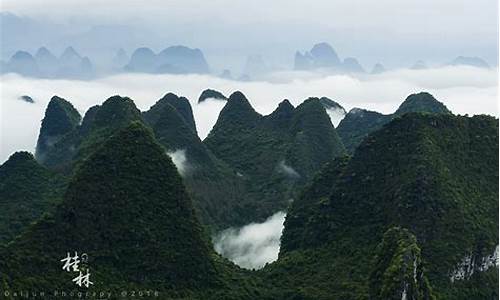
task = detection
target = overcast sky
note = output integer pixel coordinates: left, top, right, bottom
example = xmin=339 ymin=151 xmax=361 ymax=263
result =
xmin=1 ymin=0 xmax=498 ymax=71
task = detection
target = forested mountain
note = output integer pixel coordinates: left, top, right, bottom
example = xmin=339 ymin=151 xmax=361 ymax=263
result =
xmin=204 ymin=91 xmax=346 ymax=222
xmin=1 ymin=91 xmax=497 ymax=299
xmin=0 ymin=152 xmax=65 ymax=244
xmin=0 ymin=124 xmax=249 ymax=297
xmin=273 ymin=113 xmax=498 ymax=299
xmin=337 ymin=92 xmax=452 ymax=153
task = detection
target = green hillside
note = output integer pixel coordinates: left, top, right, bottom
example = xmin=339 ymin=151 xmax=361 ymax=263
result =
xmin=337 ymin=92 xmax=452 ymax=153
xmin=273 ymin=113 xmax=498 ymax=299
xmin=0 ymin=152 xmax=65 ymax=244
xmin=204 ymin=92 xmax=346 ymax=222
xmin=35 ymin=96 xmax=81 ymax=162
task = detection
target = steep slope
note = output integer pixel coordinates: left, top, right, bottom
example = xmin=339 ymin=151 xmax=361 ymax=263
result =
xmin=6 ymin=50 xmax=39 ymax=76
xmin=338 ymin=92 xmax=452 ymax=153
xmin=0 ymin=152 xmax=65 ymax=244
xmin=318 ymin=96 xmax=346 ymax=126
xmin=394 ymin=92 xmax=451 ymax=116
xmin=143 ymin=92 xmax=197 ymax=134
xmin=1 ymin=123 xmax=219 ymax=292
xmin=39 ymin=95 xmax=142 ymax=172
xmin=272 ymin=113 xmax=498 ymax=299
xmin=294 ymin=42 xmax=342 ymax=70
xmin=1 ymin=123 xmax=284 ymax=299
xmin=37 ymin=93 xmax=253 ymax=230
xmin=337 ymin=108 xmax=389 ymax=153
xmin=144 ymin=98 xmax=252 ymax=229
xmin=198 ymin=89 xmax=227 ymax=103
xmin=35 ymin=96 xmax=81 ymax=163
xmin=204 ymin=92 xmax=345 ymax=221
xmin=34 ymin=47 xmax=59 ymax=75
xmin=342 ymin=57 xmax=365 ymax=73
xmin=369 ymin=227 xmax=435 ymax=300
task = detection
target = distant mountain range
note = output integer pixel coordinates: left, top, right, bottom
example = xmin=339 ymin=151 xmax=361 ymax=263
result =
xmin=1 ymin=41 xmax=492 ymax=79
xmin=295 ymin=42 xmax=366 ymax=73
xmin=1 ymin=46 xmax=94 ymax=78
xmin=125 ymin=46 xmax=210 ymax=74
xmin=447 ymin=56 xmax=490 ymax=68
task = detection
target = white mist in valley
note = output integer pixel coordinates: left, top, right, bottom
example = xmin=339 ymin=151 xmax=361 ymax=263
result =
xmin=0 ymin=65 xmax=498 ymax=163
xmin=166 ymin=149 xmax=189 ymax=176
xmin=213 ymin=211 xmax=286 ymax=270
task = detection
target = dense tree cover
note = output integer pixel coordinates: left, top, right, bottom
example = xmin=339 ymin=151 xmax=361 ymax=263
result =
xmin=1 ymin=92 xmax=497 ymax=299
xmin=337 ymin=92 xmax=452 ymax=153
xmin=275 ymin=113 xmax=498 ymax=298
xmin=32 ymin=93 xmax=257 ymax=230
xmin=198 ymin=88 xmax=227 ymax=103
xmin=1 ymin=124 xmax=226 ymax=295
xmin=204 ymin=92 xmax=346 ymax=223
xmin=0 ymin=152 xmax=65 ymax=244
xmin=143 ymin=92 xmax=197 ymax=134
xmin=144 ymin=99 xmax=252 ymax=230
xmin=35 ymin=91 xmax=346 ymax=228
xmin=318 ymin=96 xmax=345 ymax=111
xmin=369 ymin=227 xmax=435 ymax=300
xmin=38 ymin=95 xmax=143 ymax=172
xmin=35 ymin=96 xmax=81 ymax=162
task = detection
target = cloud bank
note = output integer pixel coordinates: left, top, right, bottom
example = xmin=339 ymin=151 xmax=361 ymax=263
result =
xmin=0 ymin=66 xmax=497 ymax=163
xmin=213 ymin=211 xmax=286 ymax=270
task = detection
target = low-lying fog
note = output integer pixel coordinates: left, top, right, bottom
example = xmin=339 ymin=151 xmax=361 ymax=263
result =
xmin=0 ymin=67 xmax=497 ymax=268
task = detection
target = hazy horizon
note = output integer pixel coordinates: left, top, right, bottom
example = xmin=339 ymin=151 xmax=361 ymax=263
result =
xmin=1 ymin=0 xmax=498 ymax=74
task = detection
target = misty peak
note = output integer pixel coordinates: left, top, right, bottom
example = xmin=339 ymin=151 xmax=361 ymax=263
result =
xmin=60 ymin=46 xmax=81 ymax=60
xmin=228 ymin=91 xmax=249 ymax=104
xmin=35 ymin=47 xmax=56 ymax=59
xmin=132 ymin=47 xmax=155 ymax=57
xmin=36 ymin=96 xmax=81 ymax=161
xmin=449 ymin=56 xmax=490 ymax=68
xmin=342 ymin=57 xmax=365 ymax=73
xmin=11 ymin=50 xmax=35 ymax=61
xmin=411 ymin=60 xmax=427 ymax=70
xmin=310 ymin=42 xmax=338 ymax=59
xmin=144 ymin=92 xmax=197 ymax=134
xmin=319 ymin=97 xmax=344 ymax=111
xmin=90 ymin=95 xmax=142 ymax=130
xmin=371 ymin=63 xmax=386 ymax=74
xmin=198 ymin=89 xmax=227 ymax=103
xmin=265 ymin=99 xmax=295 ymax=129
xmin=208 ymin=91 xmax=260 ymax=130
xmin=225 ymin=91 xmax=257 ymax=113
xmin=395 ymin=92 xmax=451 ymax=116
